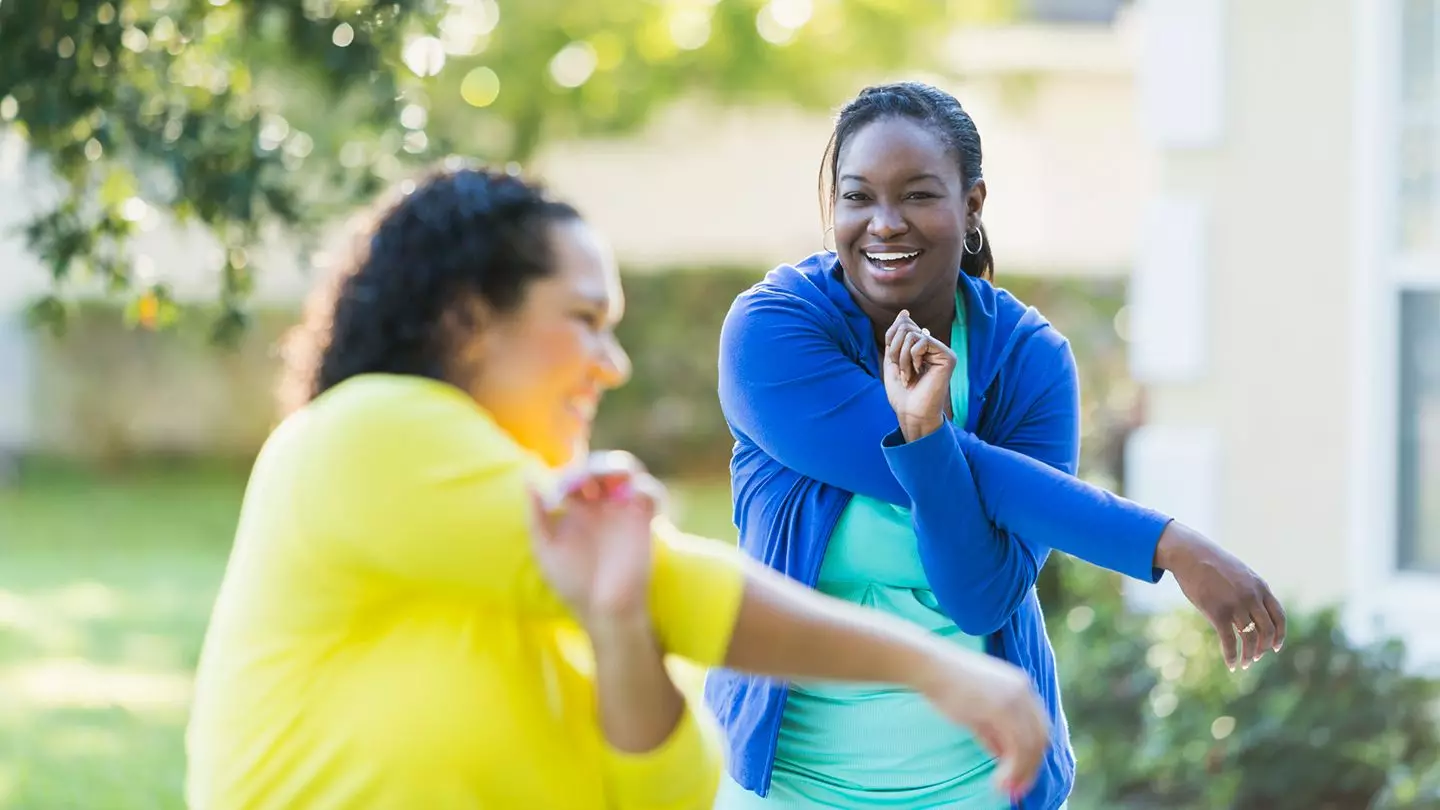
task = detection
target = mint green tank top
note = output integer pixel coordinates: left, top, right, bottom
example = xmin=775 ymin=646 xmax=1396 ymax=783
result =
xmin=715 ymin=295 xmax=1009 ymax=810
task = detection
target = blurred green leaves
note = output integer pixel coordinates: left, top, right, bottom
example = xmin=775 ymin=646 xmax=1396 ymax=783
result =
xmin=1042 ymin=552 xmax=1440 ymax=810
xmin=0 ymin=0 xmax=1011 ymax=338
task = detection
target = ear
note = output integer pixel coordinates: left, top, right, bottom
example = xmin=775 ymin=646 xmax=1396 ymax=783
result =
xmin=441 ymin=293 xmax=498 ymax=369
xmin=966 ymin=179 xmax=988 ymax=229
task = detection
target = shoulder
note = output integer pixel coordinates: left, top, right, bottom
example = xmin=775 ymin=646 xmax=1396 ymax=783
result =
xmin=722 ymin=253 xmax=846 ymax=340
xmin=292 ymin=374 xmax=526 ymax=478
xmin=960 ymin=278 xmax=1075 ymax=404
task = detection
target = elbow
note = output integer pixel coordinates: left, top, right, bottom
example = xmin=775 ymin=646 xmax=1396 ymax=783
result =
xmin=951 ymin=608 xmax=1014 ymax=638
xmin=937 ymin=578 xmax=1035 ymax=637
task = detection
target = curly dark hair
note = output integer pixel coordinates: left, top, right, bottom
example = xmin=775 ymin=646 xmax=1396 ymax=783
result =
xmin=820 ymin=81 xmax=994 ymax=280
xmin=279 ymin=166 xmax=581 ymax=414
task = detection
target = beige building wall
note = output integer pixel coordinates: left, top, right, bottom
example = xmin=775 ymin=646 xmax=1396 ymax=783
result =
xmin=1126 ymin=0 xmax=1359 ymax=610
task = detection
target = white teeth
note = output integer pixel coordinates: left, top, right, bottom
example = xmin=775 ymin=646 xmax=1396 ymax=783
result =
xmin=866 ymin=251 xmax=919 ymax=262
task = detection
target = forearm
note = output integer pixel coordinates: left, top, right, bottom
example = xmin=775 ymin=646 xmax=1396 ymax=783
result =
xmin=953 ymin=431 xmax=1169 ymax=582
xmin=723 ymin=562 xmax=967 ymax=687
xmin=884 ymin=424 xmax=1038 ymax=634
xmin=590 ymin=617 xmax=725 ymax=809
xmin=589 ymin=616 xmax=686 ymax=754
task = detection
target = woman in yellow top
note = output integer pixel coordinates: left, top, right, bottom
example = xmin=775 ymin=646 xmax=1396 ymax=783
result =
xmin=184 ymin=166 xmax=1050 ymax=810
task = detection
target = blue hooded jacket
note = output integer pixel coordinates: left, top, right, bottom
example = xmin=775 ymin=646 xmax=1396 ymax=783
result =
xmin=703 ymin=252 xmax=1172 ymax=810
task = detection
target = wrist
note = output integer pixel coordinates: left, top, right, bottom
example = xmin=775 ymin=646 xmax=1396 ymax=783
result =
xmin=899 ymin=414 xmax=944 ymax=443
xmin=584 ymin=610 xmax=656 ymax=649
xmin=885 ymin=628 xmax=953 ymax=694
xmin=1153 ymin=520 xmax=1194 ymax=572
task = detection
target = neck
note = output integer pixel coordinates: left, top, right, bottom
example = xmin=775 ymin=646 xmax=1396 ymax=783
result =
xmin=845 ymin=278 xmax=957 ymax=349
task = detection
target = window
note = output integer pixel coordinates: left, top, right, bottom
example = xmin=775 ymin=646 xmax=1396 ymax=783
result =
xmin=1397 ymin=0 xmax=1440 ymax=573
xmin=1401 ymin=0 xmax=1438 ymax=252
xmin=1399 ymin=292 xmax=1440 ymax=570
xmin=1022 ymin=0 xmax=1124 ymax=24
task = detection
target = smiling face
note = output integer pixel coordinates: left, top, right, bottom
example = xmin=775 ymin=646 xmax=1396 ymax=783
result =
xmin=463 ymin=218 xmax=632 ymax=467
xmin=833 ymin=116 xmax=986 ymax=326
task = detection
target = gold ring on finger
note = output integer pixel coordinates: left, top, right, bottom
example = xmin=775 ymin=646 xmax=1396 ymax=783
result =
xmin=1239 ymin=621 xmax=1257 ymax=634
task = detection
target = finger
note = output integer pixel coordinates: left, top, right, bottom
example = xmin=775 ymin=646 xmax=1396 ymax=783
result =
xmin=990 ymin=713 xmax=1043 ymax=800
xmin=1243 ymin=603 xmax=1276 ymax=667
xmin=890 ymin=328 xmax=913 ymax=383
xmin=1208 ymin=612 xmax=1240 ymax=671
xmin=1234 ymin=611 xmax=1262 ymax=668
xmin=1264 ymin=591 xmax=1287 ymax=652
xmin=589 ymin=470 xmax=636 ymax=500
xmin=899 ymin=331 xmax=921 ymax=384
xmin=909 ymin=329 xmax=929 ymax=376
xmin=587 ymin=449 xmax=645 ymax=477
xmin=627 ymin=472 xmax=668 ymax=516
xmin=886 ymin=309 xmax=915 ymax=344
xmin=572 ymin=451 xmax=649 ymax=500
xmin=885 ymin=324 xmax=907 ymax=376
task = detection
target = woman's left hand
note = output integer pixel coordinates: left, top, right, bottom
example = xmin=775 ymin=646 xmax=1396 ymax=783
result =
xmin=883 ymin=310 xmax=958 ymax=442
xmin=1155 ymin=521 xmax=1288 ymax=671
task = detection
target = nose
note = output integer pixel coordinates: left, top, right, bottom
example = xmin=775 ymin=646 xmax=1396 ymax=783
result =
xmin=868 ymin=202 xmax=909 ymax=239
xmin=594 ymin=332 xmax=631 ymax=390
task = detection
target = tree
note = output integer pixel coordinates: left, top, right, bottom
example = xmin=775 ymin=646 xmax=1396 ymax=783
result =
xmin=0 ymin=0 xmax=1014 ymax=339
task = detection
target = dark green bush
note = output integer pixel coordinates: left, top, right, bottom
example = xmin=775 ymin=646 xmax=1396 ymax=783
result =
xmin=24 ymin=267 xmax=1138 ymax=480
xmin=594 ymin=269 xmax=1136 ymax=479
xmin=1041 ymin=554 xmax=1440 ymax=810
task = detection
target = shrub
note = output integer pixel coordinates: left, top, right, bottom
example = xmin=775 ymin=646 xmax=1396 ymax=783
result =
xmin=1042 ymin=553 xmax=1440 ymax=810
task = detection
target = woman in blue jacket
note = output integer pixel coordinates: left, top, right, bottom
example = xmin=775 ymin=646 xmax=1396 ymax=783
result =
xmin=705 ymin=82 xmax=1287 ymax=809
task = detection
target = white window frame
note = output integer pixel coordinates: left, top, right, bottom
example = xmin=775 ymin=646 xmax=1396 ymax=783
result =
xmin=1348 ymin=0 xmax=1440 ymax=668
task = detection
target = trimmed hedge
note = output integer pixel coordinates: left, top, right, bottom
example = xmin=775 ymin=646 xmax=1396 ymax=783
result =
xmin=24 ymin=268 xmax=1138 ymax=484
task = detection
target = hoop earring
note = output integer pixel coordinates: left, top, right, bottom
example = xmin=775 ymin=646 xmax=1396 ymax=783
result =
xmin=822 ymin=226 xmax=836 ymax=253
xmin=963 ymin=226 xmax=984 ymax=256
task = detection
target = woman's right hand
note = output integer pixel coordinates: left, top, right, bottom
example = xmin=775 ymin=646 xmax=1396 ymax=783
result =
xmin=913 ymin=646 xmax=1050 ymax=801
xmin=883 ymin=311 xmax=959 ymax=442
xmin=530 ymin=451 xmax=664 ymax=628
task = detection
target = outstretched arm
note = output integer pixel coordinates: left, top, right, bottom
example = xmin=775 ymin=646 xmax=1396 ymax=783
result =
xmin=722 ymin=289 xmax=1287 ymax=667
xmin=719 ymin=288 xmax=1167 ymax=582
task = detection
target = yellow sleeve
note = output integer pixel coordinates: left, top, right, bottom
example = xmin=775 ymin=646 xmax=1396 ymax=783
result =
xmin=648 ymin=520 xmax=747 ymax=667
xmin=598 ymin=691 xmax=726 ymax=810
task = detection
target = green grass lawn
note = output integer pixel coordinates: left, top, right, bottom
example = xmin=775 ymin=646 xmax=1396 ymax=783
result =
xmin=0 ymin=461 xmax=734 ymax=810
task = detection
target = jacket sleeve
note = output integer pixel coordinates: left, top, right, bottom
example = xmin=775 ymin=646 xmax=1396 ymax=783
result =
xmin=719 ymin=287 xmax=1170 ymax=598
xmin=718 ymin=287 xmax=914 ymax=505
xmin=883 ymin=340 xmax=1168 ymax=635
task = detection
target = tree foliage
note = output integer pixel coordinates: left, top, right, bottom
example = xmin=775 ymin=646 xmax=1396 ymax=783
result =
xmin=0 ymin=0 xmax=1014 ymax=337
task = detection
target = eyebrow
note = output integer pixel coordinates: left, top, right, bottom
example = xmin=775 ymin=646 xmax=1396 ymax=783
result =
xmin=573 ymin=289 xmax=621 ymax=319
xmin=839 ymin=173 xmax=946 ymax=184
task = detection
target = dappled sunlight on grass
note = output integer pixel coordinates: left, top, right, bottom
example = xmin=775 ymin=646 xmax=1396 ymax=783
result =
xmin=0 ymin=659 xmax=192 ymax=714
xmin=0 ymin=461 xmax=739 ymax=809
xmin=0 ymin=462 xmax=242 ymax=809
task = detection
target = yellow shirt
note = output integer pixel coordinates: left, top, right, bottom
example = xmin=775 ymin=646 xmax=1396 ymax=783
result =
xmin=185 ymin=374 xmax=746 ymax=810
